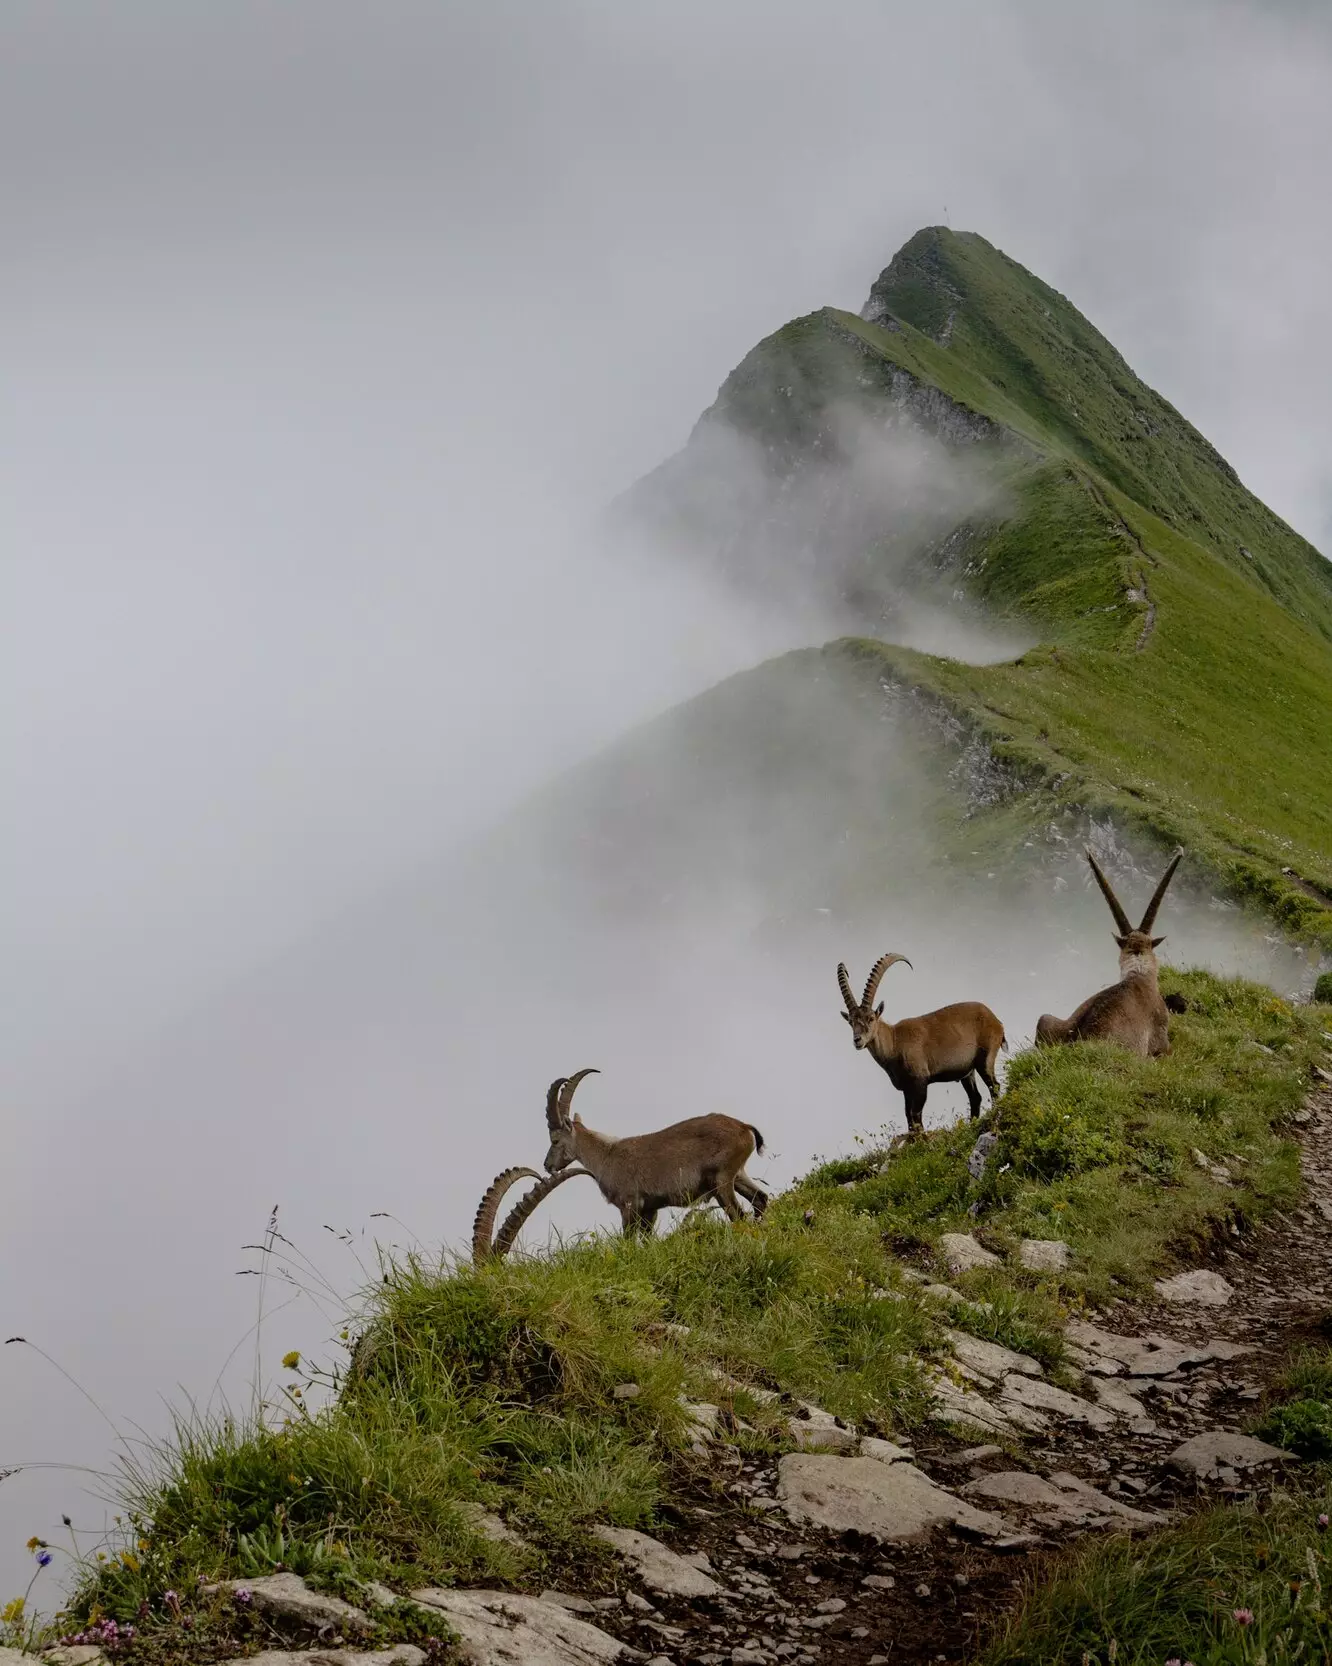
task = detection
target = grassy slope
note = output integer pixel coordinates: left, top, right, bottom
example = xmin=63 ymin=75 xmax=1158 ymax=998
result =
xmin=688 ymin=230 xmax=1332 ymax=944
xmin=27 ymin=980 xmax=1330 ymax=1661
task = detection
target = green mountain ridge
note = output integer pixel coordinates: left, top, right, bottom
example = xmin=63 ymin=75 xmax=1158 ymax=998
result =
xmin=624 ymin=227 xmax=1332 ymax=949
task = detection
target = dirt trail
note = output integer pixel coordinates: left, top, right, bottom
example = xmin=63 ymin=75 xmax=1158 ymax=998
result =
xmin=554 ymin=1079 xmax=1332 ymax=1666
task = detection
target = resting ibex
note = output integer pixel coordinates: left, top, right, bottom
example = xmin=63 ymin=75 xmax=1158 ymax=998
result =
xmin=470 ymin=1071 xmax=769 ymax=1262
xmin=1036 ymin=849 xmax=1183 ymax=1056
xmin=837 ymin=955 xmax=1006 ymax=1136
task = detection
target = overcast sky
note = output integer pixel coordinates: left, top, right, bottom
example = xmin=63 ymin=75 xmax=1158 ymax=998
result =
xmin=2 ymin=0 xmax=1331 ymax=1599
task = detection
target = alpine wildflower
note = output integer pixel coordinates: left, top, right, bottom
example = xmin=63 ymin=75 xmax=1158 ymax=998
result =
xmin=1232 ymin=1608 xmax=1255 ymax=1627
xmin=282 ymin=1351 xmax=301 ymax=1371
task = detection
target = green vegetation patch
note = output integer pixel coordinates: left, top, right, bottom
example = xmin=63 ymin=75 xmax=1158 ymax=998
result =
xmin=35 ymin=974 xmax=1328 ymax=1652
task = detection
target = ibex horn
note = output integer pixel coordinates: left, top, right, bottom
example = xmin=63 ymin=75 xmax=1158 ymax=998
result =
xmin=557 ymin=1067 xmax=600 ymax=1123
xmin=1084 ymin=849 xmax=1132 ymax=935
xmin=493 ymin=1166 xmax=593 ymax=1260
xmin=473 ymin=1166 xmax=543 ymax=1264
xmin=1138 ymin=849 xmax=1184 ymax=933
xmin=862 ymin=952 xmax=911 ymax=1010
xmin=837 ymin=962 xmax=857 ymax=1014
xmin=545 ymin=1077 xmax=568 ymax=1135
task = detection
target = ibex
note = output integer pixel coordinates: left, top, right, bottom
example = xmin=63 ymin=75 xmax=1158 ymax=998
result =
xmin=471 ymin=1071 xmax=769 ymax=1262
xmin=837 ymin=955 xmax=1006 ymax=1136
xmin=1036 ymin=848 xmax=1183 ymax=1056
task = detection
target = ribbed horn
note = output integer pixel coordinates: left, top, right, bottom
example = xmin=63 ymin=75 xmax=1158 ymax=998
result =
xmin=837 ymin=962 xmax=857 ymax=1013
xmin=492 ymin=1166 xmax=593 ymax=1260
xmin=472 ymin=1167 xmax=542 ymax=1264
xmin=863 ymin=952 xmax=911 ymax=1009
xmin=1085 ymin=849 xmax=1132 ymax=935
xmin=545 ymin=1077 xmax=568 ymax=1135
xmin=1138 ymin=849 xmax=1183 ymax=932
xmin=557 ymin=1067 xmax=600 ymax=1122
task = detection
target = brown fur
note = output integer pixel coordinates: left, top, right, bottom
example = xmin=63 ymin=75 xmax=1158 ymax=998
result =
xmin=1036 ymin=849 xmax=1183 ymax=1057
xmin=838 ymin=953 xmax=1006 ymax=1136
xmin=543 ymin=1071 xmax=768 ymax=1236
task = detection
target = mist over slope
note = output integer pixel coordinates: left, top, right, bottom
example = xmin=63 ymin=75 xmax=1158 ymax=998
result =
xmin=618 ymin=227 xmax=1332 ymax=946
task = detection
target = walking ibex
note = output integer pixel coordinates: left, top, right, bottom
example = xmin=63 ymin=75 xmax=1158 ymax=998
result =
xmin=1036 ymin=849 xmax=1183 ymax=1056
xmin=471 ymin=1071 xmax=769 ymax=1262
xmin=837 ymin=955 xmax=1006 ymax=1136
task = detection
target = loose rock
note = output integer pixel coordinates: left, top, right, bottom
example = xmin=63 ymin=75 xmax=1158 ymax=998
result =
xmin=938 ymin=1233 xmax=1001 ymax=1274
xmin=593 ymin=1525 xmax=723 ymax=1598
xmin=998 ymin=1374 xmax=1116 ymax=1430
xmin=946 ymin=1330 xmax=1043 ymax=1381
xmin=413 ymin=1589 xmax=640 ymax=1664
xmin=1018 ymin=1239 xmax=1070 ymax=1273
xmin=963 ymin=1470 xmax=1157 ymax=1530
xmin=1166 ymin=1431 xmax=1289 ymax=1480
xmin=1155 ymin=1270 xmax=1235 ymax=1307
xmin=777 ymin=1453 xmax=1007 ymax=1542
xmin=211 ymin=1574 xmax=372 ymax=1634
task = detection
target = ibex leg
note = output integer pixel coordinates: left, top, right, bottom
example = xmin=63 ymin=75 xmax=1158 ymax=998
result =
xmin=735 ymin=1173 xmax=769 ymax=1219
xmin=961 ymin=1071 xmax=983 ymax=1120
xmin=714 ymin=1177 xmax=745 ymax=1223
xmin=903 ymin=1085 xmax=927 ymax=1137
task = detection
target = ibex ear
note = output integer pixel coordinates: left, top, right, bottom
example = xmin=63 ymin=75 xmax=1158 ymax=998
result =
xmin=1151 ymin=935 xmax=1166 ymax=948
xmin=875 ymin=1001 xmax=884 ymax=1016
xmin=1114 ymin=934 xmax=1128 ymax=949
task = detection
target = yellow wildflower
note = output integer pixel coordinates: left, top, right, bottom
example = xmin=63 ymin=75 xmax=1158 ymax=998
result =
xmin=282 ymin=1351 xmax=301 ymax=1371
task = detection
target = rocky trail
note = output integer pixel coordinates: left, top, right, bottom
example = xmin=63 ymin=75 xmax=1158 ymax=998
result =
xmin=19 ymin=1081 xmax=1330 ymax=1666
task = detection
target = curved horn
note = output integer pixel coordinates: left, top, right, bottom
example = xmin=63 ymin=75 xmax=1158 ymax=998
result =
xmin=493 ymin=1167 xmax=593 ymax=1259
xmin=862 ymin=952 xmax=912 ymax=1010
xmin=1085 ymin=849 xmax=1132 ymax=935
xmin=473 ymin=1167 xmax=542 ymax=1264
xmin=545 ymin=1077 xmax=568 ymax=1135
xmin=557 ymin=1067 xmax=600 ymax=1123
xmin=837 ymin=962 xmax=857 ymax=1014
xmin=1138 ymin=849 xmax=1183 ymax=932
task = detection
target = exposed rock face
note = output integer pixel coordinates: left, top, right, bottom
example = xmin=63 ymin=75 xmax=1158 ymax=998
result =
xmin=946 ymin=1329 xmax=1043 ymax=1381
xmin=788 ymin=1401 xmax=859 ymax=1452
xmin=221 ymin=1653 xmax=424 ymax=1666
xmin=412 ymin=1589 xmax=639 ymax=1665
xmin=592 ymin=1526 xmax=722 ymax=1599
xmin=777 ymin=1453 xmax=1007 ymax=1542
xmin=998 ymin=1374 xmax=1116 ymax=1431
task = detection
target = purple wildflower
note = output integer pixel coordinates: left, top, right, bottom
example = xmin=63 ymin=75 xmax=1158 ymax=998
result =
xmin=234 ymin=1588 xmax=253 ymax=1608
xmin=163 ymin=1589 xmax=181 ymax=1617
xmin=1318 ymin=1513 xmax=1329 ymax=1531
xmin=35 ymin=1549 xmax=53 ymax=1567
xmin=1233 ymin=1608 xmax=1255 ymax=1627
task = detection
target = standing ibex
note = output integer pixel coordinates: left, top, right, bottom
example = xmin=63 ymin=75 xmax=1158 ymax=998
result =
xmin=471 ymin=1071 xmax=769 ymax=1262
xmin=837 ymin=955 xmax=1006 ymax=1136
xmin=1036 ymin=849 xmax=1183 ymax=1056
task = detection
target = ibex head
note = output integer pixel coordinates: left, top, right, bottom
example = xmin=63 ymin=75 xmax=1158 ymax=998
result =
xmin=1086 ymin=848 xmax=1183 ymax=968
xmin=543 ymin=1067 xmax=600 ymax=1173
xmin=837 ymin=954 xmax=912 ymax=1049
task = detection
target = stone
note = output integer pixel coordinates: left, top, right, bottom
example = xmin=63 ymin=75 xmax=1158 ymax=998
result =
xmin=1089 ymin=1378 xmax=1155 ymax=1426
xmin=861 ymin=1574 xmax=896 ymax=1590
xmin=927 ymin=1370 xmax=1016 ymax=1435
xmin=922 ymin=1282 xmax=967 ymax=1304
xmin=788 ymin=1403 xmax=858 ymax=1452
xmin=998 ymin=1374 xmax=1116 ymax=1430
xmin=967 ymin=1132 xmax=999 ymax=1181
xmin=1155 ymin=1270 xmax=1235 ymax=1307
xmin=1018 ymin=1239 xmax=1070 ymax=1273
xmin=40 ymin=1653 xmax=108 ymax=1666
xmin=776 ymin=1453 xmax=1007 ymax=1542
xmin=412 ymin=1589 xmax=642 ymax=1664
xmin=938 ymin=1233 xmax=1001 ymax=1274
xmin=614 ymin=1383 xmax=642 ymax=1400
xmin=223 ymin=1654 xmax=424 ymax=1666
xmin=593 ymin=1525 xmax=723 ymax=1598
xmin=1204 ymin=1340 xmax=1254 ymax=1362
xmin=860 ymin=1436 xmax=914 ymax=1464
xmin=212 ymin=1574 xmax=372 ymax=1633
xmin=460 ymin=1502 xmax=530 ymax=1550
xmin=1064 ymin=1321 xmax=1210 ymax=1377
xmin=946 ymin=1329 xmax=1043 ymax=1381
xmin=1166 ymin=1431 xmax=1289 ymax=1480
xmin=962 ymin=1471 xmax=1157 ymax=1530
xmin=542 ymin=1591 xmax=600 ymax=1614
